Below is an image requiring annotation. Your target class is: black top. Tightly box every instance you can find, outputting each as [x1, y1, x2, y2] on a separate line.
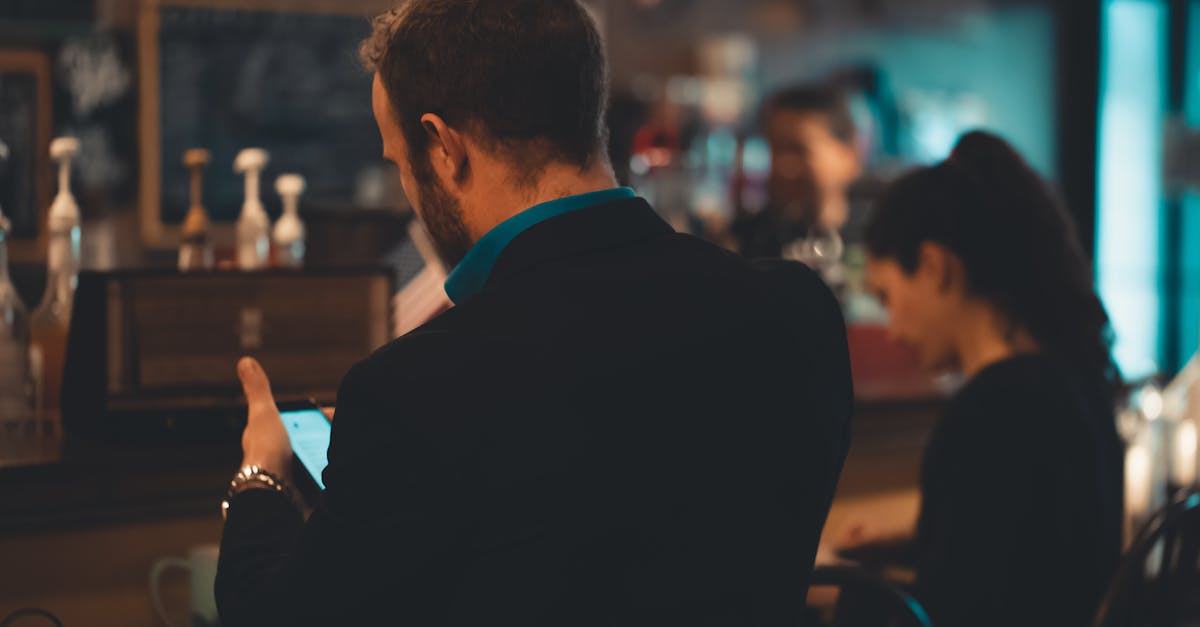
[732, 208, 808, 260]
[215, 197, 854, 626]
[914, 354, 1123, 627]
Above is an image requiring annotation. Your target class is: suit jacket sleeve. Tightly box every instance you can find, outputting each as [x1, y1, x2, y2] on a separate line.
[752, 258, 854, 485]
[215, 332, 483, 627]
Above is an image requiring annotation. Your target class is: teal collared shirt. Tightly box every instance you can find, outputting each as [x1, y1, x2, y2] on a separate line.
[443, 187, 637, 304]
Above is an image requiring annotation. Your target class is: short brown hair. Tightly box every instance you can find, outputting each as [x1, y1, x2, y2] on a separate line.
[361, 0, 609, 181]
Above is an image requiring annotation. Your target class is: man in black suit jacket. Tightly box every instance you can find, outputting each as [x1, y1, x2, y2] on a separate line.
[216, 2, 853, 625]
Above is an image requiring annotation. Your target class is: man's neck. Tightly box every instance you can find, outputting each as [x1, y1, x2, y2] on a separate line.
[466, 160, 619, 241]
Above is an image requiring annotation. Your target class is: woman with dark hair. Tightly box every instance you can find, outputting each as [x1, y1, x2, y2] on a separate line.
[861, 131, 1124, 626]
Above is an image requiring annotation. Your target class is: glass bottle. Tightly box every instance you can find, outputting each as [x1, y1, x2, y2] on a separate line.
[272, 173, 306, 269]
[179, 148, 214, 272]
[0, 208, 36, 435]
[234, 148, 270, 271]
[30, 137, 81, 433]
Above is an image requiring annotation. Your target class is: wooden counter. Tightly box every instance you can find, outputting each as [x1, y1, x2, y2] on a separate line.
[0, 430, 240, 533]
[0, 391, 943, 626]
[0, 430, 238, 627]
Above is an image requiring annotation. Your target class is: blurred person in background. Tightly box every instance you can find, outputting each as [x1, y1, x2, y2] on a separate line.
[733, 84, 863, 259]
[847, 130, 1124, 627]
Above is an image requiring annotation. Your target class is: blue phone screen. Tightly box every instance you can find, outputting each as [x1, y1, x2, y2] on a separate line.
[281, 408, 332, 490]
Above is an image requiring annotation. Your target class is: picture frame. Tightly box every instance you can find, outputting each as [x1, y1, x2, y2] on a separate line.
[0, 50, 53, 262]
[136, 0, 393, 249]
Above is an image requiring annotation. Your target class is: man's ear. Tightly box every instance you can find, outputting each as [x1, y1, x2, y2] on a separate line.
[420, 113, 469, 186]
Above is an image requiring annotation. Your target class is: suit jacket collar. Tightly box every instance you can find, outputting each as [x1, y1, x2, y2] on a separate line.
[480, 197, 674, 297]
[444, 188, 637, 304]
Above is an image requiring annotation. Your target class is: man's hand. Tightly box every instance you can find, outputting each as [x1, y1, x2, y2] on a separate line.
[237, 357, 292, 482]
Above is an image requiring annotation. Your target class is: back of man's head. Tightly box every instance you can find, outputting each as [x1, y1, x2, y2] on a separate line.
[361, 0, 608, 178]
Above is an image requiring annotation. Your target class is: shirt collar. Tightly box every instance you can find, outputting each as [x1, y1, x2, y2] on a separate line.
[443, 187, 637, 304]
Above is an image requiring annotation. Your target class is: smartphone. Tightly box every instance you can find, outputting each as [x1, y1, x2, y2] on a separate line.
[279, 401, 332, 495]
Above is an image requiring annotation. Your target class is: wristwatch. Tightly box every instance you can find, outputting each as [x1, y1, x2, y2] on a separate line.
[221, 465, 296, 521]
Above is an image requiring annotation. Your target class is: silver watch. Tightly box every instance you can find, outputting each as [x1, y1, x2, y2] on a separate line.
[221, 465, 295, 521]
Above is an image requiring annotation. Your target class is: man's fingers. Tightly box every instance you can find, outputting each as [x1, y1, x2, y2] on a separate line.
[237, 356, 276, 408]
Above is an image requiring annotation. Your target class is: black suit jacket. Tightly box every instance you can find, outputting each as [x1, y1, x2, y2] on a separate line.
[216, 197, 853, 626]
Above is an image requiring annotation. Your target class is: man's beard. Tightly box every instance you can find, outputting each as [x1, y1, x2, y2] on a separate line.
[412, 162, 473, 271]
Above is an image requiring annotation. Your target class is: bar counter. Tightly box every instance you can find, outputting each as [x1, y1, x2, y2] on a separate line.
[0, 388, 942, 627]
[0, 430, 236, 627]
[0, 390, 941, 531]
[0, 433, 239, 533]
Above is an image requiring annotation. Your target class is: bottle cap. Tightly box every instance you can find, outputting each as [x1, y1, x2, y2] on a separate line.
[275, 173, 306, 199]
[234, 148, 269, 173]
[183, 148, 211, 168]
[49, 137, 80, 160]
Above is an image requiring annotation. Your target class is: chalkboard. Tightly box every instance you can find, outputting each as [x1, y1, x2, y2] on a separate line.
[156, 6, 383, 225]
[0, 51, 50, 248]
[0, 74, 38, 238]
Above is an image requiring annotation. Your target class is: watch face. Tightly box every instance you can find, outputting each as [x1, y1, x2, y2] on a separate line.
[223, 467, 294, 521]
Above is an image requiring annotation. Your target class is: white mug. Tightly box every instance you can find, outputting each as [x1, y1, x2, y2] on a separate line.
[149, 543, 220, 627]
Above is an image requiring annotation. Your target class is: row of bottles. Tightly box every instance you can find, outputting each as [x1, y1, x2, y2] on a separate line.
[0, 137, 81, 434]
[179, 147, 307, 272]
[0, 140, 313, 433]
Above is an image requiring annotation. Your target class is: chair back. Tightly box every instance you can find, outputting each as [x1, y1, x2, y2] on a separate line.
[1093, 489, 1200, 627]
[810, 565, 932, 627]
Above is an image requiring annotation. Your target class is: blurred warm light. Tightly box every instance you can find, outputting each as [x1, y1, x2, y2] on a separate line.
[1141, 385, 1164, 421]
[1174, 421, 1197, 487]
[1126, 441, 1152, 520]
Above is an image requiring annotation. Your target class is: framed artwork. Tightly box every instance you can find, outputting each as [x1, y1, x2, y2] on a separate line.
[0, 50, 52, 261]
[136, 0, 392, 249]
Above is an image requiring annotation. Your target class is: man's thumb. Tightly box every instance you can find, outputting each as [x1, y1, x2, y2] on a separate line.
[237, 357, 275, 406]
